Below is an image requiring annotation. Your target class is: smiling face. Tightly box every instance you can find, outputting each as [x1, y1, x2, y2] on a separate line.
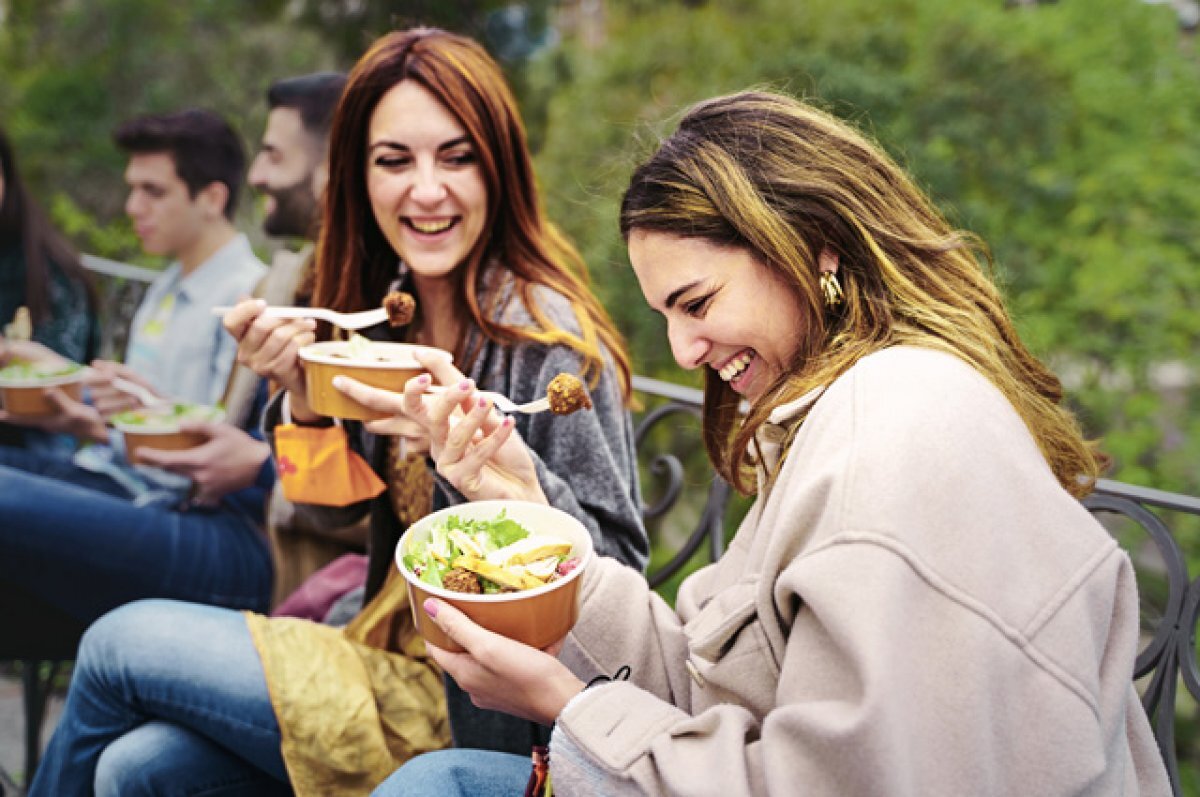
[123, 152, 210, 259]
[249, 107, 323, 239]
[365, 80, 488, 287]
[628, 230, 807, 402]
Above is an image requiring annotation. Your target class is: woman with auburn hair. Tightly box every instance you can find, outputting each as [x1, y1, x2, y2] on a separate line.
[372, 90, 1168, 795]
[30, 28, 646, 797]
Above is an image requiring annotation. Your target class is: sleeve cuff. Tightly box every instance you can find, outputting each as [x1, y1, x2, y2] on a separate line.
[553, 681, 688, 772]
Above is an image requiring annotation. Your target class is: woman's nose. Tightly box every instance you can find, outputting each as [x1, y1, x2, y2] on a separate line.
[668, 323, 708, 370]
[410, 163, 447, 204]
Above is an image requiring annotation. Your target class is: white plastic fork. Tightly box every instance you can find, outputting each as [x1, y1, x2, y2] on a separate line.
[110, 375, 170, 407]
[424, 384, 550, 414]
[210, 305, 388, 331]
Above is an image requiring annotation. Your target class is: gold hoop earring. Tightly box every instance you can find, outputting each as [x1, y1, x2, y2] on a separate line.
[819, 271, 844, 308]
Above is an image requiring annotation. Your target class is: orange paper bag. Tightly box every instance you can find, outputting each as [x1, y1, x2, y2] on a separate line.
[274, 421, 386, 507]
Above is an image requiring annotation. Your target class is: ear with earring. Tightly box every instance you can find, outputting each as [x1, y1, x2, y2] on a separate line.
[818, 248, 844, 308]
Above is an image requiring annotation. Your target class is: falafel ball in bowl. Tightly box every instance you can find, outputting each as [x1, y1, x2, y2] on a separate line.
[396, 500, 593, 652]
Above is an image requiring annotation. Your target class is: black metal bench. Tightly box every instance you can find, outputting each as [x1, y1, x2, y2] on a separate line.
[1083, 481, 1200, 795]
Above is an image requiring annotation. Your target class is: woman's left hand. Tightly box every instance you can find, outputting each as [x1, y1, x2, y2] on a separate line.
[423, 598, 584, 726]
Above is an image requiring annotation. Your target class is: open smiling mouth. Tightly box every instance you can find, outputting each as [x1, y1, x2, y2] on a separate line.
[717, 351, 755, 383]
[405, 218, 457, 235]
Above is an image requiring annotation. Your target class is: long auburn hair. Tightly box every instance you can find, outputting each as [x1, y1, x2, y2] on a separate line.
[313, 28, 630, 398]
[0, 126, 98, 333]
[620, 90, 1105, 498]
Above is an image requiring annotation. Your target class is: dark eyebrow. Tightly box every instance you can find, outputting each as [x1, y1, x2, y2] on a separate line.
[438, 136, 472, 152]
[369, 140, 408, 154]
[664, 280, 704, 311]
[368, 136, 472, 154]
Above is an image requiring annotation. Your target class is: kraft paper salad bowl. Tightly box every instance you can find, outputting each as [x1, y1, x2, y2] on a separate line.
[0, 359, 86, 416]
[111, 402, 225, 465]
[298, 339, 452, 422]
[396, 500, 594, 653]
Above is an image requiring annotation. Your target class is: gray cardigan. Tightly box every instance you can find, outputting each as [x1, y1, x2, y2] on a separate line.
[264, 276, 647, 755]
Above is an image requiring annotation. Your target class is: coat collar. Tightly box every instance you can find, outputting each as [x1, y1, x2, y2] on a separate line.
[754, 384, 827, 491]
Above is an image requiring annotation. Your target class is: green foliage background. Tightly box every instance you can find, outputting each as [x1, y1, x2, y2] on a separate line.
[2, 0, 1199, 775]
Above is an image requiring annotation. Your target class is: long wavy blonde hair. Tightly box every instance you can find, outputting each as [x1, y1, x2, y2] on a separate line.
[620, 90, 1105, 497]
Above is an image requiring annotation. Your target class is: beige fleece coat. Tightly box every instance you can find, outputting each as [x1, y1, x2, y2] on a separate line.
[552, 346, 1170, 796]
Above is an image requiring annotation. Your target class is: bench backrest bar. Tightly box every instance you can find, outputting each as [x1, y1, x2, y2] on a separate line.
[1085, 480, 1200, 795]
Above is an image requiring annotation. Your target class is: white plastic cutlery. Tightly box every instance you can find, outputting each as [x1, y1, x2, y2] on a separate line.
[211, 305, 388, 330]
[423, 384, 550, 415]
[109, 376, 169, 407]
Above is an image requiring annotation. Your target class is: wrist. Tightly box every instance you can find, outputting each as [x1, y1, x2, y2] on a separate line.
[250, 439, 272, 466]
[78, 414, 110, 445]
[546, 675, 586, 725]
[285, 391, 322, 424]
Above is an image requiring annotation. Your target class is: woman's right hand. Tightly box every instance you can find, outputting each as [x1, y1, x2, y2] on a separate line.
[408, 354, 549, 503]
[222, 298, 316, 406]
[399, 353, 545, 502]
[333, 352, 547, 504]
[421, 381, 546, 504]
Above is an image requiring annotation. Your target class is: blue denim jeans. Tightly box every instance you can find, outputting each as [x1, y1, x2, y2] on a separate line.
[29, 600, 291, 797]
[370, 749, 531, 797]
[0, 447, 271, 623]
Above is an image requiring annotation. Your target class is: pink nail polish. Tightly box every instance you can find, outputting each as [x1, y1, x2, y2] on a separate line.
[478, 397, 488, 408]
[423, 598, 439, 618]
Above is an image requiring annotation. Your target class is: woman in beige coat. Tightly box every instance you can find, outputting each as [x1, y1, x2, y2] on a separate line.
[363, 90, 1171, 796]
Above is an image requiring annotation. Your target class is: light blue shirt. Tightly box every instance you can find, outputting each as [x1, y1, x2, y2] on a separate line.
[124, 234, 266, 406]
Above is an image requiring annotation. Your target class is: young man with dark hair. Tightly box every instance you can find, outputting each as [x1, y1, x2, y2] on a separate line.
[251, 72, 346, 240]
[239, 72, 358, 608]
[0, 108, 274, 629]
[113, 107, 247, 221]
[222, 72, 347, 427]
[107, 107, 266, 407]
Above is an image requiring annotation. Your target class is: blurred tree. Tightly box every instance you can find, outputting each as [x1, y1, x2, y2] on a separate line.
[533, 0, 1200, 501]
[1, 0, 340, 263]
[266, 0, 554, 65]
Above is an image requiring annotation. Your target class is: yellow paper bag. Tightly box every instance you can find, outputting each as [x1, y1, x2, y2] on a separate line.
[275, 422, 386, 507]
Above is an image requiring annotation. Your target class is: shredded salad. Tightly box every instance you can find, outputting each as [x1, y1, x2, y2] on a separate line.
[111, 402, 223, 429]
[404, 511, 581, 594]
[0, 359, 83, 382]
